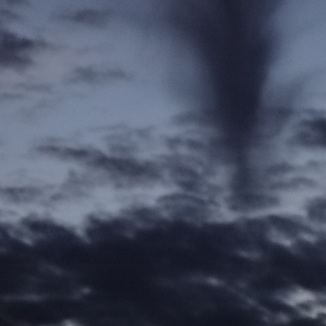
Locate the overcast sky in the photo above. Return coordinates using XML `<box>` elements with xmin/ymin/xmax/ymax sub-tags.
<box><xmin>2</xmin><ymin>1</ymin><xmax>326</xmax><ymax>325</ymax></box>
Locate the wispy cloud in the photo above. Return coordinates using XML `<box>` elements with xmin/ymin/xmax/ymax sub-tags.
<box><xmin>0</xmin><ymin>8</ymin><xmax>20</xmax><ymax>23</ymax></box>
<box><xmin>0</xmin><ymin>2</ymin><xmax>326</xmax><ymax>325</ymax></box>
<box><xmin>0</xmin><ymin>186</ymin><xmax>42</xmax><ymax>203</ymax></box>
<box><xmin>69</xmin><ymin>66</ymin><xmax>132</xmax><ymax>85</ymax></box>
<box><xmin>1</xmin><ymin>0</ymin><xmax>28</xmax><ymax>7</ymax></box>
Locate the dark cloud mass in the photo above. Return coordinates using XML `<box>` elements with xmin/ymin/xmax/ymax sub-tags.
<box><xmin>37</xmin><ymin>143</ymin><xmax>161</xmax><ymax>186</ymax></box>
<box><xmin>169</xmin><ymin>0</ymin><xmax>280</xmax><ymax>194</ymax></box>
<box><xmin>0</xmin><ymin>212</ymin><xmax>325</xmax><ymax>326</ymax></box>
<box><xmin>0</xmin><ymin>30</ymin><xmax>44</xmax><ymax>68</ymax></box>
<box><xmin>0</xmin><ymin>9</ymin><xmax>19</xmax><ymax>23</ymax></box>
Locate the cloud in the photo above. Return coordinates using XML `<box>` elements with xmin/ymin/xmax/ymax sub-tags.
<box><xmin>37</xmin><ymin>144</ymin><xmax>161</xmax><ymax>187</ymax></box>
<box><xmin>306</xmin><ymin>197</ymin><xmax>326</xmax><ymax>222</ymax></box>
<box><xmin>33</xmin><ymin>125</ymin><xmax>226</xmax><ymax>211</ymax></box>
<box><xmin>3</xmin><ymin>121</ymin><xmax>326</xmax><ymax>325</ymax></box>
<box><xmin>2</xmin><ymin>0</ymin><xmax>27</xmax><ymax>5</ymax></box>
<box><xmin>269</xmin><ymin>177</ymin><xmax>316</xmax><ymax>191</ymax></box>
<box><xmin>0</xmin><ymin>8</ymin><xmax>20</xmax><ymax>23</ymax></box>
<box><xmin>61</xmin><ymin>8</ymin><xmax>113</xmax><ymax>28</ymax></box>
<box><xmin>226</xmin><ymin>191</ymin><xmax>280</xmax><ymax>212</ymax></box>
<box><xmin>0</xmin><ymin>210</ymin><xmax>324</xmax><ymax>325</ymax></box>
<box><xmin>0</xmin><ymin>92</ymin><xmax>25</xmax><ymax>102</ymax></box>
<box><xmin>168</xmin><ymin>0</ymin><xmax>281</xmax><ymax>193</ymax></box>
<box><xmin>0</xmin><ymin>0</ymin><xmax>27</xmax><ymax>28</ymax></box>
<box><xmin>163</xmin><ymin>152</ymin><xmax>215</xmax><ymax>192</ymax></box>
<box><xmin>0</xmin><ymin>30</ymin><xmax>45</xmax><ymax>69</ymax></box>
<box><xmin>157</xmin><ymin>192</ymin><xmax>218</xmax><ymax>222</ymax></box>
<box><xmin>266</xmin><ymin>162</ymin><xmax>296</xmax><ymax>178</ymax></box>
<box><xmin>294</xmin><ymin>116</ymin><xmax>326</xmax><ymax>148</ymax></box>
<box><xmin>69</xmin><ymin>66</ymin><xmax>132</xmax><ymax>85</ymax></box>
<box><xmin>33</xmin><ymin>121</ymin><xmax>297</xmax><ymax>216</ymax></box>
<box><xmin>0</xmin><ymin>186</ymin><xmax>42</xmax><ymax>203</ymax></box>
<box><xmin>16</xmin><ymin>82</ymin><xmax>53</xmax><ymax>94</ymax></box>
<box><xmin>0</xmin><ymin>2</ymin><xmax>325</xmax><ymax>323</ymax></box>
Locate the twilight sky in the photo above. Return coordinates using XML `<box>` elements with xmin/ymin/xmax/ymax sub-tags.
<box><xmin>2</xmin><ymin>0</ymin><xmax>326</xmax><ymax>325</ymax></box>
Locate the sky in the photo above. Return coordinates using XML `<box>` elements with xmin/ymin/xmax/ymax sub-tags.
<box><xmin>2</xmin><ymin>0</ymin><xmax>326</xmax><ymax>325</ymax></box>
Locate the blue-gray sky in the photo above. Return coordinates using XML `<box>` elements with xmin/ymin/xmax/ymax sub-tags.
<box><xmin>2</xmin><ymin>1</ymin><xmax>326</xmax><ymax>325</ymax></box>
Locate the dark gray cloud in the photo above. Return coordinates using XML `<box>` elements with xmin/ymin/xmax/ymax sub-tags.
<box><xmin>69</xmin><ymin>66</ymin><xmax>132</xmax><ymax>85</ymax></box>
<box><xmin>0</xmin><ymin>92</ymin><xmax>25</xmax><ymax>102</ymax></box>
<box><xmin>266</xmin><ymin>162</ymin><xmax>295</xmax><ymax>178</ymax></box>
<box><xmin>306</xmin><ymin>197</ymin><xmax>326</xmax><ymax>222</ymax></box>
<box><xmin>37</xmin><ymin>144</ymin><xmax>161</xmax><ymax>187</ymax></box>
<box><xmin>0</xmin><ymin>30</ymin><xmax>45</xmax><ymax>69</ymax></box>
<box><xmin>0</xmin><ymin>0</ymin><xmax>26</xmax><ymax>26</ymax></box>
<box><xmin>0</xmin><ymin>1</ymin><xmax>325</xmax><ymax>324</ymax></box>
<box><xmin>35</xmin><ymin>122</ymin><xmax>303</xmax><ymax>215</ymax></box>
<box><xmin>163</xmin><ymin>152</ymin><xmax>214</xmax><ymax>192</ymax></box>
<box><xmin>168</xmin><ymin>0</ymin><xmax>281</xmax><ymax>195</ymax></box>
<box><xmin>3</xmin><ymin>116</ymin><xmax>326</xmax><ymax>325</ymax></box>
<box><xmin>157</xmin><ymin>192</ymin><xmax>217</xmax><ymax>222</ymax></box>
<box><xmin>46</xmin><ymin>170</ymin><xmax>91</xmax><ymax>202</ymax></box>
<box><xmin>30</xmin><ymin>127</ymin><xmax>223</xmax><ymax>219</ymax></box>
<box><xmin>0</xmin><ymin>210</ymin><xmax>324</xmax><ymax>326</ymax></box>
<box><xmin>34</xmin><ymin>125</ymin><xmax>224</xmax><ymax>209</ymax></box>
<box><xmin>61</xmin><ymin>8</ymin><xmax>113</xmax><ymax>28</ymax></box>
<box><xmin>294</xmin><ymin>117</ymin><xmax>326</xmax><ymax>148</ymax></box>
<box><xmin>226</xmin><ymin>191</ymin><xmax>279</xmax><ymax>212</ymax></box>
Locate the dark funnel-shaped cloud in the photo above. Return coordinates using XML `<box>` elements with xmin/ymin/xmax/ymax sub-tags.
<box><xmin>168</xmin><ymin>0</ymin><xmax>280</xmax><ymax>200</ymax></box>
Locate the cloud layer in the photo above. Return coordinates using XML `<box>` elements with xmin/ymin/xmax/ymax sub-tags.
<box><xmin>0</xmin><ymin>1</ymin><xmax>326</xmax><ymax>325</ymax></box>
<box><xmin>0</xmin><ymin>209</ymin><xmax>325</xmax><ymax>325</ymax></box>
